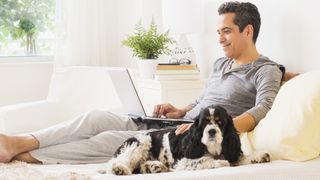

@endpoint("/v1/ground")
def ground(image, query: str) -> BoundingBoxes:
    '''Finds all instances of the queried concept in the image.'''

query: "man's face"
[217,13,248,59]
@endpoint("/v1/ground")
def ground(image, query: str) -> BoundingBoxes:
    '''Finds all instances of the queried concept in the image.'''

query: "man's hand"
[152,103,186,119]
[175,123,193,135]
[153,103,193,135]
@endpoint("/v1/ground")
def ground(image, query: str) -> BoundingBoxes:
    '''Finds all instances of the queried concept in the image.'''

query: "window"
[0,0,55,57]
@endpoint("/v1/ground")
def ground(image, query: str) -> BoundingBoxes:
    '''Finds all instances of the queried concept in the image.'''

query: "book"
[155,74,200,80]
[156,69,200,75]
[156,64,198,70]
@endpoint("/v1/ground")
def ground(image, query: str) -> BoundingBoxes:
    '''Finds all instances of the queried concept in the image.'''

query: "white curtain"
[54,0,117,67]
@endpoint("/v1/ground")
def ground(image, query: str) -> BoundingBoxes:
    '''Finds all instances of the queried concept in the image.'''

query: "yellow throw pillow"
[249,70,320,161]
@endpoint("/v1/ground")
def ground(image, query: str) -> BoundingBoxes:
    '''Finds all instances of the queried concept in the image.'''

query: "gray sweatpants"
[29,110,149,164]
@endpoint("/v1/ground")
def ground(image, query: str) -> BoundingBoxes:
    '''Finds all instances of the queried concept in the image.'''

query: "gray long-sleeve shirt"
[184,56,282,124]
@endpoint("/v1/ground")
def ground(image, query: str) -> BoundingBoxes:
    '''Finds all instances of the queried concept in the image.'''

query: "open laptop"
[108,68,193,125]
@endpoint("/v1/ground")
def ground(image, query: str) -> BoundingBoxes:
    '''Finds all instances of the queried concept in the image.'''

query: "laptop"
[108,68,194,125]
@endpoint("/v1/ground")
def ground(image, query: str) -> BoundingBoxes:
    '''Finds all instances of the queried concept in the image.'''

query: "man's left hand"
[175,123,193,135]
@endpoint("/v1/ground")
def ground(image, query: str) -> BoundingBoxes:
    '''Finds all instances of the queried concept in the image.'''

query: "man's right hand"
[152,103,186,119]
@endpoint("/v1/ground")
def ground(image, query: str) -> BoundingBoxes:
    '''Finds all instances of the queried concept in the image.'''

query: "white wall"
[254,0,320,72]
[203,0,320,74]
[0,61,53,106]
[115,0,143,68]
[116,0,320,77]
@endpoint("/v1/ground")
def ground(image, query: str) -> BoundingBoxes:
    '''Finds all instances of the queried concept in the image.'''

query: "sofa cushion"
[249,70,320,161]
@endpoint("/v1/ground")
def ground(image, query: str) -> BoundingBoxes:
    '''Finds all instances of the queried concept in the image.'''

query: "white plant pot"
[137,59,158,79]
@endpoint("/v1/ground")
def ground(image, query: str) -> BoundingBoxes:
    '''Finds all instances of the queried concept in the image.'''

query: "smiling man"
[155,1,283,134]
[0,1,283,165]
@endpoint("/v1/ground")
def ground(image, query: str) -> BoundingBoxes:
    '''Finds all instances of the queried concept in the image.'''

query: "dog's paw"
[250,151,271,164]
[112,163,132,175]
[97,168,107,174]
[213,160,230,168]
[97,164,112,174]
[140,161,169,174]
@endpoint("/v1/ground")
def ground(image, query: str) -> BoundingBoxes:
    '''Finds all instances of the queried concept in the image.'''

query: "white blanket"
[1,157,319,180]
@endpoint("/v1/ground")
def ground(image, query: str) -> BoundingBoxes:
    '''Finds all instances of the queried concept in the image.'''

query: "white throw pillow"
[248,71,320,161]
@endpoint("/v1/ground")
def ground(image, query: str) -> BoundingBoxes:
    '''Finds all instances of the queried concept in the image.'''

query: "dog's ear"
[192,114,201,129]
[181,130,206,159]
[188,113,203,130]
[181,110,207,158]
[221,115,242,163]
[196,109,208,129]
[181,117,206,158]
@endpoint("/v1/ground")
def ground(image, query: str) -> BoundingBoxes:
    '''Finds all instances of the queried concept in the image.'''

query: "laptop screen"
[108,68,147,117]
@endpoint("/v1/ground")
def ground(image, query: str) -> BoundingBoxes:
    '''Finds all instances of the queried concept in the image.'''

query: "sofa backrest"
[47,66,122,120]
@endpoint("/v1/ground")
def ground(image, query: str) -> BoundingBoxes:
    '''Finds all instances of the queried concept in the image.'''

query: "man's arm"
[175,112,256,135]
[237,71,298,133]
[246,65,282,124]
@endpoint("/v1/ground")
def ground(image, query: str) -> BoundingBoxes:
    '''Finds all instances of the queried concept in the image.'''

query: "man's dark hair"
[218,1,261,43]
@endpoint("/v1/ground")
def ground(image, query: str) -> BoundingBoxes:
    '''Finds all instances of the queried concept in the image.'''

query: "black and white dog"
[100,105,270,175]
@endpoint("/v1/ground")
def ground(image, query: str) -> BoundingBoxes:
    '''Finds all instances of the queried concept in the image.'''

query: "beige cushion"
[246,71,320,161]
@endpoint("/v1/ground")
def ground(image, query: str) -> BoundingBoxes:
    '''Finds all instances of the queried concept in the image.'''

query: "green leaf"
[122,19,174,59]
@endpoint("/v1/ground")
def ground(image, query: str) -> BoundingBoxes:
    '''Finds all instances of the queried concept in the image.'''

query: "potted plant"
[122,20,174,78]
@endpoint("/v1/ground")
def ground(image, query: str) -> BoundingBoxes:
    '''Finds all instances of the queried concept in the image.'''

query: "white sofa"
[0,67,319,179]
[0,66,122,135]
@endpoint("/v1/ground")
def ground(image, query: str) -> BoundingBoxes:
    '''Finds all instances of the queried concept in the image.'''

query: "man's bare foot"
[13,152,41,163]
[0,133,39,163]
[0,134,16,162]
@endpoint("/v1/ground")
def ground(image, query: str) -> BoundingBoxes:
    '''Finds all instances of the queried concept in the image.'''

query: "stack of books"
[155,64,200,80]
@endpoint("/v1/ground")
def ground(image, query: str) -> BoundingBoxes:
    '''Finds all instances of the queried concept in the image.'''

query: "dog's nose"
[208,129,216,137]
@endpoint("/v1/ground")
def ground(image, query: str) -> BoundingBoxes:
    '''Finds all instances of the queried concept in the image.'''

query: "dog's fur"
[99,105,271,175]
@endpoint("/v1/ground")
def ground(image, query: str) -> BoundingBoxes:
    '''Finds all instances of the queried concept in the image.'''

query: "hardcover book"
[156,64,198,70]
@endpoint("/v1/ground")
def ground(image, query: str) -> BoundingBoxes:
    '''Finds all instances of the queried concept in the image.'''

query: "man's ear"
[243,24,254,41]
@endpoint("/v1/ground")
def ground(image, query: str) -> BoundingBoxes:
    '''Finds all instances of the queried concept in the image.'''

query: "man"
[166,1,282,135]
[0,1,282,164]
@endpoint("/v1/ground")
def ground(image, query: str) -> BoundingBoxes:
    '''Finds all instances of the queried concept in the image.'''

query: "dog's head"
[194,105,242,163]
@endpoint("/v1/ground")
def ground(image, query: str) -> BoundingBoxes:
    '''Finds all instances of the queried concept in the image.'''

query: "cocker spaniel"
[99,105,270,175]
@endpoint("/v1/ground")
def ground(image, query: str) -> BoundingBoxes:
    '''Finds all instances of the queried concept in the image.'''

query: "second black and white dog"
[100,105,270,175]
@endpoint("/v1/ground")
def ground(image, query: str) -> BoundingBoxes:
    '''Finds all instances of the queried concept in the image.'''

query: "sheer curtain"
[54,0,117,67]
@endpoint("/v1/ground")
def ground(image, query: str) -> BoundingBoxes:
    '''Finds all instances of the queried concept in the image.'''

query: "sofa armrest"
[0,100,60,135]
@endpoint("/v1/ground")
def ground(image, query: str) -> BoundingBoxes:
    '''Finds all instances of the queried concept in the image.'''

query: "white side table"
[135,78,205,115]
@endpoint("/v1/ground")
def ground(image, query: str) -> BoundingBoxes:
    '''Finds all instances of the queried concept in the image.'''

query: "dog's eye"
[216,120,222,126]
